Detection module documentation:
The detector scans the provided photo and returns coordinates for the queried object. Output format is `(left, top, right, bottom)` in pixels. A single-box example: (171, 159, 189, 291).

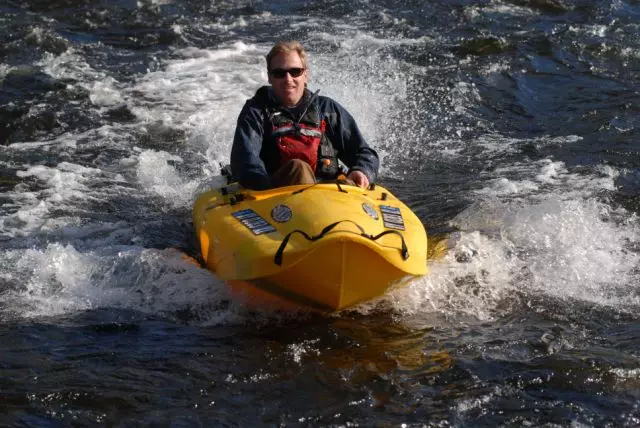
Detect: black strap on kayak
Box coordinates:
(368, 230, 409, 260)
(274, 220, 409, 266)
(292, 183, 318, 195)
(292, 179, 350, 195)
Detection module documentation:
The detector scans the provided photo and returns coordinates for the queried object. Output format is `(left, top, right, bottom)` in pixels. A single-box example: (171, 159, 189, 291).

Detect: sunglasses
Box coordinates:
(269, 68, 305, 78)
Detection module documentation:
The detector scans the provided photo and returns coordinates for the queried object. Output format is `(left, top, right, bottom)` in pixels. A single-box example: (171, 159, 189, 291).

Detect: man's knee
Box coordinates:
(286, 159, 312, 173)
(271, 159, 316, 187)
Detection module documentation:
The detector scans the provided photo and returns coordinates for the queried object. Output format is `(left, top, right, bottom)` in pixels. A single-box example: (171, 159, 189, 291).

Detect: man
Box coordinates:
(230, 41, 379, 190)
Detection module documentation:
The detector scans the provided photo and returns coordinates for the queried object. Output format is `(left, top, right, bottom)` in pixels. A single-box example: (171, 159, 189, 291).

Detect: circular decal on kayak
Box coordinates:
(362, 203, 379, 220)
(271, 204, 292, 223)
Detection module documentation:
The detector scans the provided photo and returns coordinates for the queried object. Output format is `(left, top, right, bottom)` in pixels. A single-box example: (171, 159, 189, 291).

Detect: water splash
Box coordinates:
(1, 244, 247, 324)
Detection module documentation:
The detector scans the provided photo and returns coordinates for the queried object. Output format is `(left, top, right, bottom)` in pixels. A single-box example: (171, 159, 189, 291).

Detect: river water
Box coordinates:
(1, 0, 639, 426)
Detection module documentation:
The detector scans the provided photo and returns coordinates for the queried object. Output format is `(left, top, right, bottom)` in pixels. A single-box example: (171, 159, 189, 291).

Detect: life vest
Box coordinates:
(257, 87, 340, 180)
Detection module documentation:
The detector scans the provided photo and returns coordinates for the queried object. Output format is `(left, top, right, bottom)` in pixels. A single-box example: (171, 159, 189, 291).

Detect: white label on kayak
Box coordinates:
(232, 209, 276, 235)
(232, 209, 258, 220)
(362, 203, 379, 220)
(380, 205, 405, 230)
(380, 205, 401, 214)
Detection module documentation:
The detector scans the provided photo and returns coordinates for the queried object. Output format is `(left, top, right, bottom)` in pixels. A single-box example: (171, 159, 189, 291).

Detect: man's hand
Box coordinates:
(348, 170, 370, 189)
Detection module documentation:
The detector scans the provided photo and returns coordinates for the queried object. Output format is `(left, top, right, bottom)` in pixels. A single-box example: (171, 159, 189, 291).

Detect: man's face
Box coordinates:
(268, 51, 308, 107)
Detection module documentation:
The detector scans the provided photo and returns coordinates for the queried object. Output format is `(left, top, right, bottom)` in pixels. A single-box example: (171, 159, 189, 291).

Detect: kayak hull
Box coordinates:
(192, 182, 427, 312)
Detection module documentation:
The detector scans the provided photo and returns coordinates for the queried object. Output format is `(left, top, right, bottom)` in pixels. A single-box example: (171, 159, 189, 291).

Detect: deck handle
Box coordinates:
(274, 220, 408, 266)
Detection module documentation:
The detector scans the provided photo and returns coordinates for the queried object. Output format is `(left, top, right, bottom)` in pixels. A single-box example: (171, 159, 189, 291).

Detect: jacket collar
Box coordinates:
(257, 86, 320, 125)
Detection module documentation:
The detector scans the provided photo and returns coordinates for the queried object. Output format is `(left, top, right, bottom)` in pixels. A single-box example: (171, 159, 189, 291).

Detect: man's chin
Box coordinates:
(273, 88, 302, 106)
(282, 95, 301, 106)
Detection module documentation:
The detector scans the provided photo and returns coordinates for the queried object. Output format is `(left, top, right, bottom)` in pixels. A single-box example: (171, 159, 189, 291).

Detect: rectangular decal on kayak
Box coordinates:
(380, 205, 405, 230)
(232, 209, 276, 235)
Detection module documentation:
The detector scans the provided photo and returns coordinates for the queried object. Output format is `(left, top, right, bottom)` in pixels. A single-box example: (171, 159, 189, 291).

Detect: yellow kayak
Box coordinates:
(192, 181, 428, 312)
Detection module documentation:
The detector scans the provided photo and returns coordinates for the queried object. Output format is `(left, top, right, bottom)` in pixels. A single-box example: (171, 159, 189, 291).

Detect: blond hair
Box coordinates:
(266, 41, 308, 71)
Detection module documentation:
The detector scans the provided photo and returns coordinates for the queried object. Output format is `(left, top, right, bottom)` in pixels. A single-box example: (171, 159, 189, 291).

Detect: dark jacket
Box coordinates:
(231, 86, 379, 190)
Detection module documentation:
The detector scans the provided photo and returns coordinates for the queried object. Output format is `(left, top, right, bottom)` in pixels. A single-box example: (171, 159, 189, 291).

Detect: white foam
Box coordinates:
(382, 231, 518, 321)
(456, 385, 508, 415)
(621, 46, 640, 60)
(501, 197, 639, 306)
(286, 339, 321, 364)
(310, 32, 434, 176)
(135, 150, 200, 207)
(1, 196, 51, 239)
(380, 193, 640, 322)
(8, 132, 78, 150)
(610, 368, 640, 380)
(127, 42, 266, 175)
(477, 134, 584, 157)
(483, 61, 511, 75)
(467, 3, 537, 20)
(3, 243, 247, 324)
(87, 76, 124, 107)
(363, 150, 639, 320)
(201, 13, 258, 33)
(568, 23, 615, 40)
(39, 49, 104, 83)
(0, 63, 11, 80)
(478, 177, 540, 196)
(1, 162, 103, 238)
(477, 157, 616, 199)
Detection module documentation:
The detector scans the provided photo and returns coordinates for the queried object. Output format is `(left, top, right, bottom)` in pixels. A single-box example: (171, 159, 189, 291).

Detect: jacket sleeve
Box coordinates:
(323, 98, 379, 183)
(230, 101, 271, 190)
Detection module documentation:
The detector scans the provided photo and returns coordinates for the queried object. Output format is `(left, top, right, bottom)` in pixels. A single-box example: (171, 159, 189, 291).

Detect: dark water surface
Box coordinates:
(1, 0, 640, 426)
